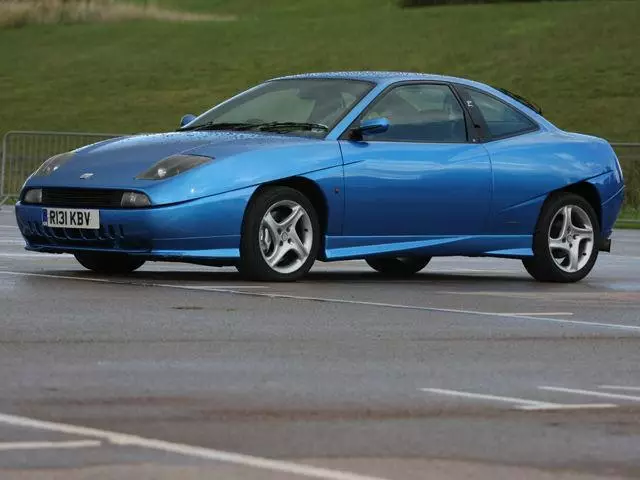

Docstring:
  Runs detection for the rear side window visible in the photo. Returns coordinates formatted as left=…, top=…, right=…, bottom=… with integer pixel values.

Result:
left=464, top=88, right=537, bottom=140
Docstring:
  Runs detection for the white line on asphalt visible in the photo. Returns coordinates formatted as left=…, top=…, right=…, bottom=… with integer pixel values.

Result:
left=517, top=403, right=616, bottom=411
left=504, top=312, right=574, bottom=317
left=0, top=270, right=638, bottom=332
left=0, top=412, right=388, bottom=480
left=225, top=293, right=637, bottom=331
left=539, top=386, right=640, bottom=402
left=0, top=270, right=268, bottom=290
left=0, top=253, right=70, bottom=258
left=420, top=387, right=560, bottom=409
left=599, top=385, right=640, bottom=392
left=420, top=388, right=616, bottom=411
left=0, top=440, right=101, bottom=451
left=0, top=240, right=25, bottom=244
left=229, top=292, right=638, bottom=332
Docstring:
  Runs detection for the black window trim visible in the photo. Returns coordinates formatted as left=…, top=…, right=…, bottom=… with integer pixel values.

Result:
left=453, top=84, right=540, bottom=143
left=338, top=80, right=478, bottom=145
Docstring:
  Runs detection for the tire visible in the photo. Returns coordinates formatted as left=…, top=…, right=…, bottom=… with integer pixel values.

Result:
left=74, top=252, right=145, bottom=274
left=522, top=192, right=599, bottom=283
left=238, top=186, right=320, bottom=281
left=365, top=256, right=431, bottom=277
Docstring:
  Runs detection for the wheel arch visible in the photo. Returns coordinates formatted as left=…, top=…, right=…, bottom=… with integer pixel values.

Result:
left=554, top=181, right=602, bottom=232
left=244, top=176, right=329, bottom=252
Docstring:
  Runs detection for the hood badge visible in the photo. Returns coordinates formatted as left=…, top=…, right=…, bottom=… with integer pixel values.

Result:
left=79, top=173, right=94, bottom=180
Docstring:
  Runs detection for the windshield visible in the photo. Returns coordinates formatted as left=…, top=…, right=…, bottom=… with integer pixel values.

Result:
left=181, top=78, right=375, bottom=138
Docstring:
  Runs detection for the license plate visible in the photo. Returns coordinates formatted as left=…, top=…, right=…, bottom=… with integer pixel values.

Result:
left=42, top=208, right=100, bottom=230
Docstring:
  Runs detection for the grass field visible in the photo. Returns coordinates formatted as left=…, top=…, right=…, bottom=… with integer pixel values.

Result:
left=1, top=0, right=638, bottom=140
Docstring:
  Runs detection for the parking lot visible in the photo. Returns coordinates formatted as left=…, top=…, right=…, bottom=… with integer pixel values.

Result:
left=1, top=206, right=639, bottom=479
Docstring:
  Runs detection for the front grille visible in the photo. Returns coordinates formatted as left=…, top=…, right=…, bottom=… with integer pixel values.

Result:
left=22, top=221, right=151, bottom=251
left=40, top=188, right=124, bottom=208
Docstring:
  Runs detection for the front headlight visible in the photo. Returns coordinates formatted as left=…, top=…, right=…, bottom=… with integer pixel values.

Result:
left=136, top=154, right=213, bottom=180
left=121, top=191, right=151, bottom=208
left=33, top=152, right=74, bottom=177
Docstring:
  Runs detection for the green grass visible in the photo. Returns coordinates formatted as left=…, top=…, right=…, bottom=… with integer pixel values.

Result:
left=1, top=0, right=639, bottom=223
left=1, top=0, right=639, bottom=141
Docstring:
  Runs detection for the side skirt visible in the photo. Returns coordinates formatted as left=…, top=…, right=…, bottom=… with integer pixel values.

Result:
left=322, top=235, right=534, bottom=261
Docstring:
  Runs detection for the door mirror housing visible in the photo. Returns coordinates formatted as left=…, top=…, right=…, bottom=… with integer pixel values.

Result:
left=180, top=114, right=197, bottom=128
left=349, top=117, right=390, bottom=140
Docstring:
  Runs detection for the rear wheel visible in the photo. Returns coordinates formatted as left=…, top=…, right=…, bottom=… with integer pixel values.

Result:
left=523, top=193, right=599, bottom=283
left=74, top=252, right=145, bottom=274
left=238, top=186, right=320, bottom=281
left=365, top=256, right=431, bottom=277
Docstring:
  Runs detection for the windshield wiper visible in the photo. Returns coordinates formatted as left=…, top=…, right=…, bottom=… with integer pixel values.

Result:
left=179, top=121, right=329, bottom=134
left=179, top=122, right=259, bottom=132
left=253, top=122, right=329, bottom=133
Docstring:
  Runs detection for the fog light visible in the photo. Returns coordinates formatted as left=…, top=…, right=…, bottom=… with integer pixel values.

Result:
left=121, top=191, right=151, bottom=208
left=23, top=188, right=43, bottom=204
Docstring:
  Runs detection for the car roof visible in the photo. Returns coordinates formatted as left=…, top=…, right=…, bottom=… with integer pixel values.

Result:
left=272, top=71, right=483, bottom=88
left=271, top=71, right=551, bottom=127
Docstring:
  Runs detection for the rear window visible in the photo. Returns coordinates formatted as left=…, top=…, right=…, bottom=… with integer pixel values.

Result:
left=494, top=87, right=543, bottom=116
left=463, top=87, right=538, bottom=140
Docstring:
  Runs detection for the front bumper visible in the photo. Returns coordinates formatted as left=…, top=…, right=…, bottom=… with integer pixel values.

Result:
left=14, top=187, right=255, bottom=261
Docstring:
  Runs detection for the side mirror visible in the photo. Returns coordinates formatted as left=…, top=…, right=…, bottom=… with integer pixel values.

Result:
left=349, top=117, right=389, bottom=140
left=180, top=114, right=197, bottom=128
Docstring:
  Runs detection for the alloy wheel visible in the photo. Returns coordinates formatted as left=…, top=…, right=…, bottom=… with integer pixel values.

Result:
left=547, top=204, right=594, bottom=273
left=259, top=200, right=313, bottom=275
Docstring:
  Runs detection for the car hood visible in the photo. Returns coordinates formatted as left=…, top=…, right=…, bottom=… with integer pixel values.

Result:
left=28, top=131, right=320, bottom=188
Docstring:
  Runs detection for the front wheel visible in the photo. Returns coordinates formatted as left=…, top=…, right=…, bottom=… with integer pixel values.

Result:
left=74, top=252, right=145, bottom=275
left=238, top=186, right=320, bottom=281
left=365, top=256, right=431, bottom=277
left=523, top=193, right=599, bottom=283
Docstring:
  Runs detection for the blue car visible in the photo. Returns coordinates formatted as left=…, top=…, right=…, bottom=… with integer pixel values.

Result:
left=15, top=72, right=624, bottom=282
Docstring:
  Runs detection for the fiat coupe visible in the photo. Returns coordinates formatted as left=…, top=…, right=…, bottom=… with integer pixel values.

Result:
left=15, top=72, right=625, bottom=282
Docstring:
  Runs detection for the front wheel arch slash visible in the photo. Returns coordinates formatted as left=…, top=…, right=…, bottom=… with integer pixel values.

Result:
left=241, top=177, right=329, bottom=258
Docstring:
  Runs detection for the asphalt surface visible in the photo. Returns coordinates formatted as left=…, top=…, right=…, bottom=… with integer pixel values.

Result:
left=0, top=206, right=639, bottom=480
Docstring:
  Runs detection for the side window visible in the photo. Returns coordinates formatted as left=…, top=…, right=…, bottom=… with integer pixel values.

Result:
left=359, top=84, right=467, bottom=143
left=464, top=88, right=537, bottom=139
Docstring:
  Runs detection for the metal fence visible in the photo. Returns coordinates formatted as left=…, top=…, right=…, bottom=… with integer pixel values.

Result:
left=0, top=131, right=124, bottom=206
left=612, top=143, right=640, bottom=224
left=0, top=131, right=639, bottom=223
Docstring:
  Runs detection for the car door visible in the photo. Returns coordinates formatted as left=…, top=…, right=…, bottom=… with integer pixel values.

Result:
left=339, top=82, right=492, bottom=237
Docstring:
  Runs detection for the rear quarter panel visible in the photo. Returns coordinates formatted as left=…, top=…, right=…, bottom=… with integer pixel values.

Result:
left=485, top=131, right=621, bottom=235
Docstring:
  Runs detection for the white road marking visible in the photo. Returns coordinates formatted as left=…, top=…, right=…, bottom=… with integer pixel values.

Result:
left=0, top=412, right=388, bottom=480
left=242, top=293, right=638, bottom=332
left=518, top=403, right=616, bottom=411
left=599, top=385, right=640, bottom=392
left=0, top=225, right=18, bottom=229
left=0, top=440, right=101, bottom=451
left=419, top=388, right=615, bottom=410
left=420, top=387, right=560, bottom=409
left=0, top=270, right=268, bottom=289
left=504, top=312, right=574, bottom=317
left=0, top=253, right=70, bottom=258
left=0, top=240, right=25, bottom=244
left=539, top=386, right=640, bottom=402
left=0, top=270, right=638, bottom=333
